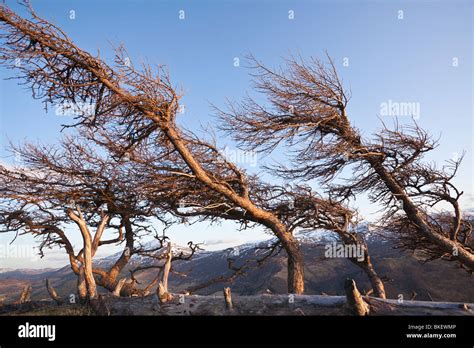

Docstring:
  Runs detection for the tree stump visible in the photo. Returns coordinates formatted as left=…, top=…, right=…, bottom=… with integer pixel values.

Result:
left=223, top=287, right=233, bottom=311
left=344, top=279, right=369, bottom=316
left=157, top=281, right=173, bottom=303
left=16, top=285, right=32, bottom=304
left=112, top=278, right=127, bottom=297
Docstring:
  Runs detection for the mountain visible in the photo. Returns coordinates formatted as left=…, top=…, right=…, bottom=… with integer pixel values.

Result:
left=1, top=231, right=473, bottom=304
left=463, top=207, right=474, bottom=218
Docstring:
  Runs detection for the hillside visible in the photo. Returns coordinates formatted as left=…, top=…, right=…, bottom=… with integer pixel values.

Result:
left=1, top=232, right=473, bottom=304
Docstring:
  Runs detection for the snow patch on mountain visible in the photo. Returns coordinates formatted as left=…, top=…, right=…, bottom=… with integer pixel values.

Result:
left=93, top=222, right=391, bottom=267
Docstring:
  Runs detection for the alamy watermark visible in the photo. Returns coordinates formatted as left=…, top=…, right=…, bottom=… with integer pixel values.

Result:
left=220, top=147, right=258, bottom=167
left=0, top=243, right=39, bottom=261
left=324, top=242, right=365, bottom=262
left=18, top=322, right=55, bottom=341
left=380, top=99, right=421, bottom=119
left=55, top=102, right=95, bottom=117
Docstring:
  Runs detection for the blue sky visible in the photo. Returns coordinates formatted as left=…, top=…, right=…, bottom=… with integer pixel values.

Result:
left=0, top=0, right=472, bottom=268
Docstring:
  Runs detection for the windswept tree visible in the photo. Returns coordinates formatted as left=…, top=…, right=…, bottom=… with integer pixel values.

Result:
left=0, top=137, right=199, bottom=300
left=150, top=175, right=387, bottom=298
left=260, top=185, right=387, bottom=298
left=85, top=90, right=387, bottom=297
left=0, top=3, right=389, bottom=295
left=0, top=4, right=275, bottom=293
left=216, top=55, right=474, bottom=272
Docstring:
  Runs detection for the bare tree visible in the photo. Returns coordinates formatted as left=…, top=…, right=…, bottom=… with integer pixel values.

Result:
left=216, top=54, right=474, bottom=271
left=128, top=237, right=203, bottom=298
left=125, top=131, right=387, bottom=296
left=0, top=3, right=295, bottom=293
left=0, top=137, right=185, bottom=300
left=127, top=139, right=387, bottom=297
left=262, top=185, right=387, bottom=298
left=0, top=4, right=391, bottom=295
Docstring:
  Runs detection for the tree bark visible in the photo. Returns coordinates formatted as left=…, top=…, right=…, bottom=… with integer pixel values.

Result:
left=77, top=267, right=88, bottom=303
left=162, top=242, right=172, bottom=293
left=287, top=251, right=305, bottom=294
left=68, top=208, right=98, bottom=299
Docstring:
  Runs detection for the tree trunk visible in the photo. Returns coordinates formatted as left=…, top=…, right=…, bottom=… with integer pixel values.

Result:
left=77, top=267, right=88, bottom=303
left=157, top=242, right=174, bottom=303
left=162, top=242, right=172, bottom=293
left=68, top=209, right=98, bottom=299
left=96, top=292, right=473, bottom=316
left=82, top=233, right=97, bottom=299
left=46, top=279, right=63, bottom=305
left=101, top=217, right=135, bottom=291
left=348, top=258, right=386, bottom=299
left=157, top=282, right=173, bottom=303
left=360, top=257, right=386, bottom=299
left=287, top=252, right=305, bottom=294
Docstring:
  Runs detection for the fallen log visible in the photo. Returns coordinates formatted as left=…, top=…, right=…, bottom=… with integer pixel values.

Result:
left=89, top=295, right=110, bottom=316
left=91, top=293, right=474, bottom=316
left=1, top=294, right=473, bottom=316
left=364, top=297, right=474, bottom=316
left=101, top=293, right=347, bottom=315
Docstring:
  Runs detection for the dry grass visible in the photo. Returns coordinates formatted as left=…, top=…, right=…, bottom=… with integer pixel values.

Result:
left=1, top=302, right=93, bottom=316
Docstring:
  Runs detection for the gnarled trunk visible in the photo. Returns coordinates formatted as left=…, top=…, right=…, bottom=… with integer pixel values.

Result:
left=68, top=208, right=98, bottom=299
left=82, top=234, right=98, bottom=299
left=77, top=267, right=88, bottom=303
left=102, top=216, right=135, bottom=291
